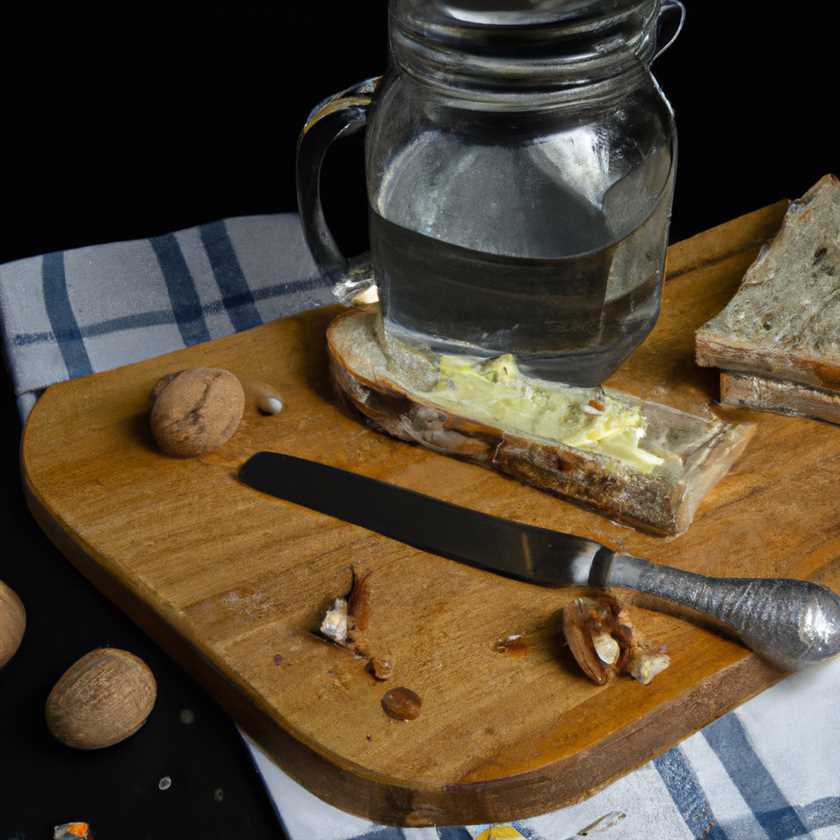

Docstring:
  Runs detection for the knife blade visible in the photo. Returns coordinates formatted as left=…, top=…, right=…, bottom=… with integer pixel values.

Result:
left=239, top=451, right=840, bottom=670
left=239, top=450, right=603, bottom=587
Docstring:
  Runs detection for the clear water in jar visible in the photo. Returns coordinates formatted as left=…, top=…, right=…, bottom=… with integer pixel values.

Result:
left=371, top=133, right=674, bottom=386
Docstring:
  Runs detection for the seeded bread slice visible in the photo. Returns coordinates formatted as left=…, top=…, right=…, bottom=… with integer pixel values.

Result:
left=696, top=175, right=840, bottom=392
left=327, top=307, right=754, bottom=536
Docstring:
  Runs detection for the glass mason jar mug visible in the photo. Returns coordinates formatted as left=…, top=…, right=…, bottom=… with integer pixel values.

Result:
left=297, top=0, right=684, bottom=385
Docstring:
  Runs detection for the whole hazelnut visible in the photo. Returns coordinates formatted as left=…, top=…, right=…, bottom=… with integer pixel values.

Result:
left=150, top=367, right=245, bottom=456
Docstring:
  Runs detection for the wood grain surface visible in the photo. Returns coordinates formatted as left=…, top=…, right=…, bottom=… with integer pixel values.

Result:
left=25, top=199, right=838, bottom=828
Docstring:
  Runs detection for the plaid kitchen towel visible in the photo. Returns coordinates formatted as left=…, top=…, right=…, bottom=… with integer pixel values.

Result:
left=2, top=215, right=839, bottom=840
left=0, top=214, right=331, bottom=418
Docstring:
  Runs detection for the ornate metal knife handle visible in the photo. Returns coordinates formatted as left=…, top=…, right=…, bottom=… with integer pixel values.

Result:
left=607, top=554, right=840, bottom=670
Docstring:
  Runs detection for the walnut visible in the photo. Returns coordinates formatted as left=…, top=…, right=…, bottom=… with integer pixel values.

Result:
left=562, top=595, right=670, bottom=686
left=149, top=368, right=245, bottom=457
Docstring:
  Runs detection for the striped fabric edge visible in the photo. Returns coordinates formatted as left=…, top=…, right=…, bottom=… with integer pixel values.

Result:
left=199, top=220, right=263, bottom=332
left=654, top=745, right=728, bottom=839
left=41, top=251, right=93, bottom=378
left=702, top=714, right=811, bottom=839
left=4, top=220, right=331, bottom=411
left=654, top=709, right=840, bottom=839
left=12, top=273, right=327, bottom=350
left=149, top=232, right=213, bottom=347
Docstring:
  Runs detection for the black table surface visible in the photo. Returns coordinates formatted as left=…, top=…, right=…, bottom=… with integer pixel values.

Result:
left=1, top=3, right=837, bottom=838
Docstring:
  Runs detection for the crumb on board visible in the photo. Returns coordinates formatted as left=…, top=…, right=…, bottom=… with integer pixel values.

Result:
left=352, top=285, right=380, bottom=306
left=258, top=394, right=284, bottom=415
left=493, top=633, right=529, bottom=656
left=368, top=655, right=394, bottom=681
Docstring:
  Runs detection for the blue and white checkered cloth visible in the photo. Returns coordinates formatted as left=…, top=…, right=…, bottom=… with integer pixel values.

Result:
left=0, top=215, right=333, bottom=419
left=2, top=214, right=839, bottom=840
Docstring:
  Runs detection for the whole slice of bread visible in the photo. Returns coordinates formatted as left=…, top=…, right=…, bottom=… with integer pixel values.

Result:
left=696, top=175, right=840, bottom=391
left=327, top=308, right=754, bottom=536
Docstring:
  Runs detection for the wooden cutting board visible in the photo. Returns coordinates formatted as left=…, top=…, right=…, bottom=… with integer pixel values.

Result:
left=23, top=200, right=839, bottom=827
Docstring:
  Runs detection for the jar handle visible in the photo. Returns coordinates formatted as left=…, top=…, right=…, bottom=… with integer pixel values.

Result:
left=296, top=77, right=381, bottom=304
left=653, top=0, right=685, bottom=63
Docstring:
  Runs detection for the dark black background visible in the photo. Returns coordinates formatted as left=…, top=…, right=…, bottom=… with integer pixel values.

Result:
left=0, top=2, right=837, bottom=838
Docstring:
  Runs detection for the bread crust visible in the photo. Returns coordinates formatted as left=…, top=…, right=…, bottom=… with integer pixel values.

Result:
left=720, top=370, right=840, bottom=425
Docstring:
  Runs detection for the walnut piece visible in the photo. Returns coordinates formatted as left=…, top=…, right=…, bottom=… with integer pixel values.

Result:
left=319, top=598, right=349, bottom=645
left=368, top=656, right=394, bottom=681
left=317, top=569, right=397, bottom=682
left=628, top=650, right=671, bottom=685
left=562, top=595, right=670, bottom=686
left=563, top=598, right=612, bottom=685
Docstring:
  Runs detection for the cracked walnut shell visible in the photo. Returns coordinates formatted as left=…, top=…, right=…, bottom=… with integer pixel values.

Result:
left=563, top=595, right=670, bottom=686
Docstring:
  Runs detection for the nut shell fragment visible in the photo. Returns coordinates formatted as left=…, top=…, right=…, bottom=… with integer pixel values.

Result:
left=563, top=599, right=611, bottom=685
left=318, top=569, right=402, bottom=690
left=368, top=656, right=394, bottom=681
left=494, top=633, right=529, bottom=656
left=628, top=650, right=671, bottom=685
left=346, top=569, right=372, bottom=633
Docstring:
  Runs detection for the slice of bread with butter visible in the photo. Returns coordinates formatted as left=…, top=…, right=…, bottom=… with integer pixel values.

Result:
left=328, top=307, right=754, bottom=535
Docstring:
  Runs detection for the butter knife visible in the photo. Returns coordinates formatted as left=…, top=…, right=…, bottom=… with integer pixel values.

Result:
left=239, top=451, right=840, bottom=671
